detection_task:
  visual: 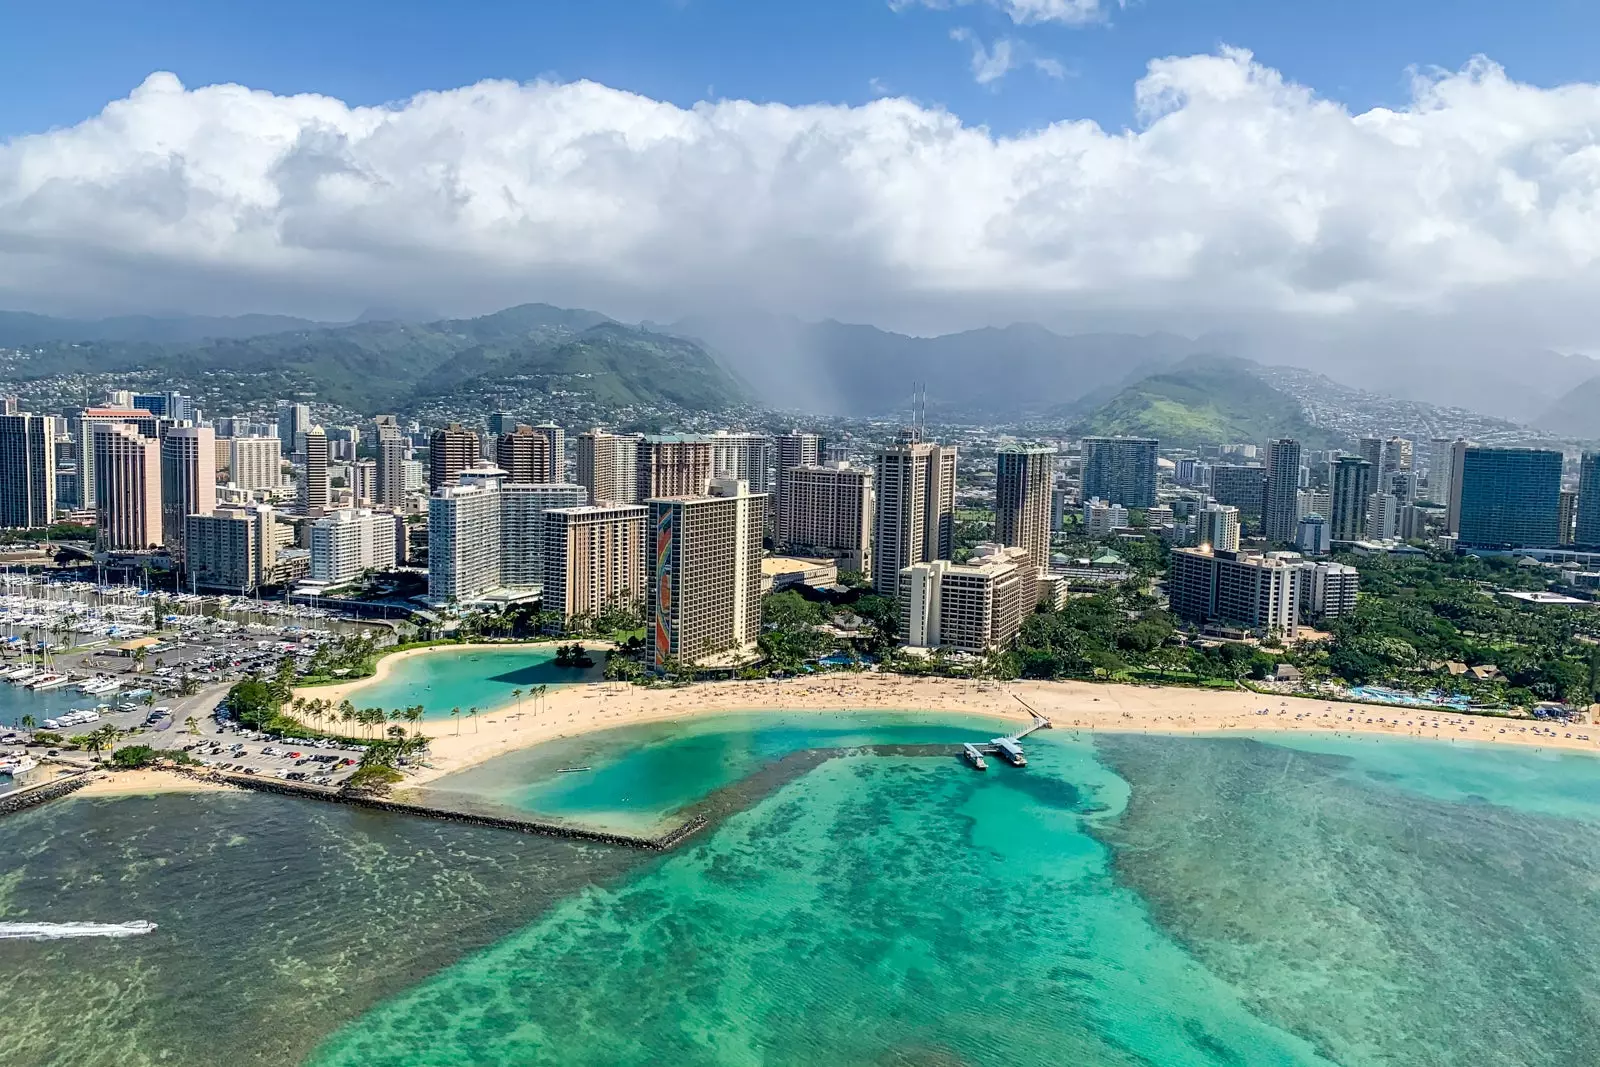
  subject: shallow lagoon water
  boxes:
[315,644,606,719]
[5,713,1600,1066]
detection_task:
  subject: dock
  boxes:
[959,698,1053,770]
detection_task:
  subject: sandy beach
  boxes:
[75,768,241,797]
[402,673,1597,789]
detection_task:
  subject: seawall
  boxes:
[187,770,706,851]
[0,772,91,818]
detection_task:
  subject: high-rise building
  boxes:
[159,426,216,558]
[353,459,377,505]
[1298,560,1359,620]
[488,411,516,436]
[871,435,958,596]
[1168,547,1301,637]
[0,395,16,415]
[0,413,55,528]
[185,508,264,592]
[429,424,483,492]
[1081,436,1158,508]
[712,432,773,495]
[91,422,161,550]
[576,429,641,504]
[1330,457,1374,542]
[73,407,158,507]
[1296,514,1330,555]
[542,504,649,622]
[994,445,1054,574]
[774,431,821,535]
[1445,438,1471,534]
[780,462,873,577]
[300,426,329,517]
[310,508,398,584]
[495,424,553,484]
[1381,437,1413,474]
[1358,437,1384,469]
[898,555,1025,653]
[1577,453,1600,548]
[277,402,310,454]
[1196,503,1241,553]
[1366,492,1400,540]
[637,436,714,500]
[1210,465,1268,521]
[1428,438,1454,504]
[1263,438,1302,543]
[428,480,503,602]
[375,435,407,507]
[500,481,588,590]
[530,424,565,482]
[1456,447,1563,549]
[646,478,765,668]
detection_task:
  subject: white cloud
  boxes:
[950,28,1065,85]
[892,0,1118,27]
[3,49,1600,365]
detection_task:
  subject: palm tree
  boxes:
[538,684,549,715]
[450,706,462,735]
[406,705,424,736]
[86,723,120,762]
[185,716,199,735]
[20,714,35,731]
[469,706,479,733]
[512,688,524,716]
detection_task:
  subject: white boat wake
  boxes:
[0,920,157,940]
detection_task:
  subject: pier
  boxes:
[960,698,1053,770]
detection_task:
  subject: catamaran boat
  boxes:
[4,666,40,684]
[79,677,120,696]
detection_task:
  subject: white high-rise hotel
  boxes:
[310,508,399,584]
[427,468,588,602]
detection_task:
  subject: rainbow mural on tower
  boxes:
[653,506,674,668]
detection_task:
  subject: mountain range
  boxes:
[0,305,750,415]
[0,303,1585,447]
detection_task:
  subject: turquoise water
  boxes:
[404,710,1010,834]
[8,713,1600,1066]
[1239,730,1600,822]
[317,645,606,720]
[317,737,1335,1067]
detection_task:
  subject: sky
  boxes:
[4,0,1600,389]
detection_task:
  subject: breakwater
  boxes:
[194,770,708,851]
[0,771,90,818]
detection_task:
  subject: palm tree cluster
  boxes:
[287,696,426,739]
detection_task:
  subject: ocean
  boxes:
[4,714,1599,1066]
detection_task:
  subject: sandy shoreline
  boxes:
[402,673,1597,790]
[74,768,240,797]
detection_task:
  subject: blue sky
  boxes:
[4,0,1600,139]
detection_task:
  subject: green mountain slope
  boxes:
[1,304,748,413]
[1070,357,1331,447]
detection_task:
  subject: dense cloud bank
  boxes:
[3,48,1600,363]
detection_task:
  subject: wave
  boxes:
[0,920,157,940]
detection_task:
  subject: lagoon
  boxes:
[307,644,606,720]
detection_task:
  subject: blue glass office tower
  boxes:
[1456,447,1563,549]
